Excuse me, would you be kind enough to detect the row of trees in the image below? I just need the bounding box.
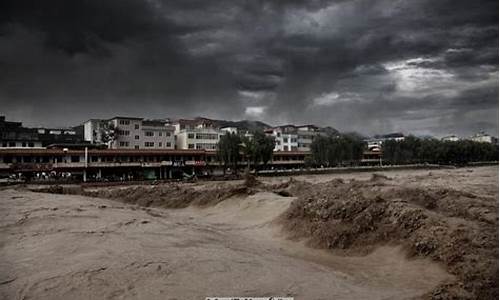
[382,136,499,165]
[309,133,499,167]
[216,131,275,174]
[309,134,365,167]
[218,131,498,171]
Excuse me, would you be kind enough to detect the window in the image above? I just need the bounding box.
[283,138,288,143]
[117,130,130,136]
[188,133,195,139]
[91,156,98,162]
[291,138,297,143]
[135,135,139,140]
[119,120,130,125]
[144,142,154,147]
[159,142,162,147]
[119,141,129,147]
[135,124,139,129]
[135,145,139,149]
[145,131,154,137]
[188,144,195,149]
[195,143,217,150]
[195,133,218,140]
[166,142,171,147]
[9,142,15,147]
[166,132,171,137]
[2,142,7,147]
[22,142,26,147]
[28,142,34,147]
[159,132,162,136]
[71,156,80,162]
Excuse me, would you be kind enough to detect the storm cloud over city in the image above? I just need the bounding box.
[0,0,498,137]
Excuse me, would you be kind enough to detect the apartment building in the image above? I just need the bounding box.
[266,125,298,152]
[297,125,320,151]
[84,117,175,149]
[173,119,223,151]
[265,125,322,152]
[365,132,406,150]
[36,126,84,146]
[0,116,42,148]
[84,119,107,144]
[469,132,497,144]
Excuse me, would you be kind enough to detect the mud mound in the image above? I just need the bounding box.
[34,182,258,209]
[280,178,498,299]
[243,172,261,188]
[33,185,83,195]
[370,173,392,181]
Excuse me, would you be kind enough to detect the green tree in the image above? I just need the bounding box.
[382,137,499,165]
[240,131,275,173]
[216,132,241,174]
[310,133,365,167]
[253,131,275,172]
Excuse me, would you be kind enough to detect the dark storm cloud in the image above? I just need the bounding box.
[0,0,497,137]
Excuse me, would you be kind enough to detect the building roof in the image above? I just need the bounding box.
[141,119,168,127]
[109,116,144,121]
[0,148,209,156]
[46,143,104,150]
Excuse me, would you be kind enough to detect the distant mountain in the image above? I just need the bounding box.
[321,126,340,136]
[192,117,271,132]
[218,120,271,131]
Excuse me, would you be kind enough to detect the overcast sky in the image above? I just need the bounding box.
[0,0,498,137]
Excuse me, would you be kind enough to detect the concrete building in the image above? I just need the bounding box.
[83,119,108,145]
[366,140,383,151]
[266,125,322,152]
[266,125,298,152]
[297,125,320,151]
[174,124,221,151]
[171,119,229,151]
[36,126,85,147]
[442,135,460,142]
[470,132,497,144]
[366,133,406,151]
[373,133,405,142]
[220,127,238,135]
[0,116,42,148]
[84,117,175,150]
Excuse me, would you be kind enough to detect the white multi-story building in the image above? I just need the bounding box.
[296,125,320,151]
[265,125,323,152]
[84,117,175,149]
[83,119,107,144]
[365,133,406,150]
[266,125,299,152]
[470,132,497,144]
[442,135,460,142]
[173,119,223,151]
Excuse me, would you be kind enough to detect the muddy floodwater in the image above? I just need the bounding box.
[0,166,497,299]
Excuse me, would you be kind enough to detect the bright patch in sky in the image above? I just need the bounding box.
[383,57,455,95]
[244,106,265,117]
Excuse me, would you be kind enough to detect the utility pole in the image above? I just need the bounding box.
[83,147,88,182]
